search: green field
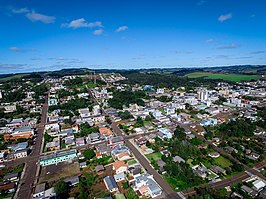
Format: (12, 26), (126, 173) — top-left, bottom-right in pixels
(186, 72), (258, 82)
(146, 152), (162, 161)
(0, 74), (28, 82)
(212, 156), (232, 168)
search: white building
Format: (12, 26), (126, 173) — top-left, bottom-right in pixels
(198, 89), (208, 102)
(157, 128), (172, 139)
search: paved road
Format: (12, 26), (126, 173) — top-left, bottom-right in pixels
(16, 95), (48, 199)
(182, 161), (266, 197)
(111, 123), (181, 199)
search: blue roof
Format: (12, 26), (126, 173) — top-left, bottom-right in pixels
(104, 176), (118, 190)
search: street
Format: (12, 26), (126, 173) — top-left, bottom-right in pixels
(16, 95), (48, 199)
(111, 123), (182, 199)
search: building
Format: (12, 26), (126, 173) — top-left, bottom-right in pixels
(78, 108), (91, 118)
(3, 173), (19, 182)
(0, 182), (16, 194)
(99, 127), (113, 137)
(40, 149), (77, 166)
(113, 161), (128, 174)
(48, 98), (58, 106)
(114, 173), (126, 182)
(208, 152), (220, 158)
(104, 176), (118, 193)
(133, 174), (162, 198)
(13, 149), (29, 159)
(33, 183), (46, 198)
(253, 179), (266, 191)
(157, 128), (172, 139)
(4, 127), (34, 141)
(198, 89), (208, 102)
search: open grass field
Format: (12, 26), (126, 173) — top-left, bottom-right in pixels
(213, 156), (233, 168)
(146, 152), (162, 161)
(0, 74), (28, 82)
(186, 72), (258, 82)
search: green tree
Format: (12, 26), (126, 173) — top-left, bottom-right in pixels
(44, 132), (53, 142)
(83, 149), (95, 160)
(55, 180), (68, 198)
(174, 126), (186, 140)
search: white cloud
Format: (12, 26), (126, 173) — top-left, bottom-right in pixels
(206, 39), (217, 43)
(9, 47), (23, 52)
(11, 7), (29, 14)
(62, 18), (103, 29)
(116, 26), (128, 32)
(217, 43), (240, 49)
(93, 29), (103, 35)
(8, 47), (36, 52)
(26, 11), (55, 24)
(218, 13), (232, 22)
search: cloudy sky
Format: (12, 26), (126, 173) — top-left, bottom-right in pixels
(0, 0), (266, 74)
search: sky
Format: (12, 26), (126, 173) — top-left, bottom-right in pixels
(0, 0), (266, 74)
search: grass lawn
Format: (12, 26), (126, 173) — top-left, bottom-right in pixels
(213, 156), (232, 168)
(163, 175), (186, 190)
(186, 72), (258, 82)
(115, 193), (126, 199)
(146, 152), (162, 162)
(187, 159), (193, 167)
(201, 160), (212, 168)
(127, 159), (137, 165)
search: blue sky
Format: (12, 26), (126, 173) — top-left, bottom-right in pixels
(0, 0), (266, 74)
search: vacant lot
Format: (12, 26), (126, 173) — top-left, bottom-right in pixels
(213, 156), (232, 168)
(39, 161), (80, 183)
(146, 152), (162, 161)
(186, 72), (258, 82)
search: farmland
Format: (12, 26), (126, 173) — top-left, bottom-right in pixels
(186, 72), (258, 82)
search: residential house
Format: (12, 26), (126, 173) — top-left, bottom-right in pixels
(64, 176), (79, 186)
(96, 143), (112, 157)
(133, 174), (162, 198)
(208, 152), (220, 158)
(113, 161), (128, 174)
(33, 183), (46, 198)
(173, 156), (185, 163)
(78, 108), (91, 118)
(0, 182), (16, 194)
(13, 149), (29, 159)
(114, 173), (126, 182)
(104, 176), (118, 193)
(108, 136), (124, 148)
(99, 127), (113, 138)
(76, 137), (85, 146)
(3, 173), (19, 182)
(157, 128), (172, 140)
(210, 165), (226, 175)
(117, 152), (131, 161)
(134, 137), (147, 146)
(95, 165), (105, 175)
(87, 133), (104, 144)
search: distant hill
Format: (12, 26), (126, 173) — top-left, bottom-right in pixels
(0, 65), (265, 82)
